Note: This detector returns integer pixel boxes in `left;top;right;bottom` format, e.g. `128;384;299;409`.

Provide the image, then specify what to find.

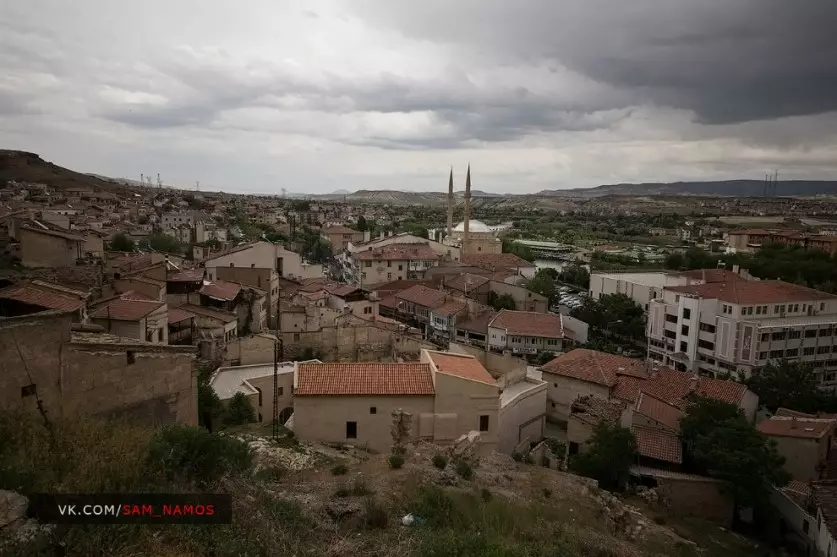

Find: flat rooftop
593;271;673;288
210;359;320;400
501;376;545;407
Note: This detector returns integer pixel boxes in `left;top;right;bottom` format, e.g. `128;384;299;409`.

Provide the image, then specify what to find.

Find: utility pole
271;338;284;440
157;173;162;189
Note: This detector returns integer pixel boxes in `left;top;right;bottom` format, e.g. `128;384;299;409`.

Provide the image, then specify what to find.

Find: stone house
487;310;565;356
321;225;363;252
291;349;500;454
90;294;169;344
203;241;322;282
177;303;238;343
19;224;85;268
757;416;836;482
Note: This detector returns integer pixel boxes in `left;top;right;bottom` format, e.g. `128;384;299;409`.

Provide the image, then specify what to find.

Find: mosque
441;166;503;255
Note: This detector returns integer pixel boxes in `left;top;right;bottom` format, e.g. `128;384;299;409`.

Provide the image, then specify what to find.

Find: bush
255;466;285;482
224;393;256;426
363;498;389;529
480;488;493;502
432;454;448;470
511;452;523;462
351;477;372;496
148;425;253;487
454;460;474;481
524;454;535;465
331;464;349;476
388;454;405;469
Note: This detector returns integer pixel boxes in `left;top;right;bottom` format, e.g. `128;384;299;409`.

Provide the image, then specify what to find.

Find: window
756;306;762;315
398;264;403;271
370;407;377;415
681;325;690;335
698;339;714;350
479;415;490;432
126;351;135;365
361;272;366;281
820;328;833;337
387;273;392;280
770;350;783;359
786;348;799;357
772;332;786;341
699;323;716;333
278;387;284;396
664;330;676;340
788;330;801;339
387;261;392;267
804;347;816;356
665;314;678;323
680;341;688;352
21;384;36;398
682;308;691;319
364;261;372;268
346;422;357;439
759;351;768;360
802;519;810;535
818;346;831;355
760;333;769;342
229;262;234;267
293;333;300;342
363;306;372;315
806;329;818;338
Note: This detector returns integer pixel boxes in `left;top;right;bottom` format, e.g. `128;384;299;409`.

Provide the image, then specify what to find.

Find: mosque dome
453;220;491;233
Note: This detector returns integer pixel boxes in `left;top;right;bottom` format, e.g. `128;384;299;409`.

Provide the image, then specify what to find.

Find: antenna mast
157;173;162;189
196;180;200;191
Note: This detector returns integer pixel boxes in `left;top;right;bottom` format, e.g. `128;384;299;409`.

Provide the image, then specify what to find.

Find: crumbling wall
278;324;431;362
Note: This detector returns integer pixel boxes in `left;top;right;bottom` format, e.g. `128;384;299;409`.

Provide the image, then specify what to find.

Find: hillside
0;150;133;195
540;179;837;198
0;412;760;557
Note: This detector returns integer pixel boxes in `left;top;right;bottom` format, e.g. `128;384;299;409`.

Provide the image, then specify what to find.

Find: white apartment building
647;279;837;386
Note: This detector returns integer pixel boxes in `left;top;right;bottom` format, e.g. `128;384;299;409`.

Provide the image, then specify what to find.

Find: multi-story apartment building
351;243;439;287
321;225;364;252
647;279;837;385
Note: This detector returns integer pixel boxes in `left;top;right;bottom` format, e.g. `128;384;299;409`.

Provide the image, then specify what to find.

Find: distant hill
0;150;132;194
539;180;837;198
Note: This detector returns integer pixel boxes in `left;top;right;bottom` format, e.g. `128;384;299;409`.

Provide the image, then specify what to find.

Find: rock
324;500;362;520
0;491;28;529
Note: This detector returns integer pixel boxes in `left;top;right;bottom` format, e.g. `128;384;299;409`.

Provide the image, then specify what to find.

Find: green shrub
480;488;493;502
255;466;285;482
223;393;256;426
432;454;448;470
454;460;474;481
511;452;523;462
524;454;535;465
351;477;372;496
148;425;253;487
363;498;389;529
388;454;405;469
331;464;349;476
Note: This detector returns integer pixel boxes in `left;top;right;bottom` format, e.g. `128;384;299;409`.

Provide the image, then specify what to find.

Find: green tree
145;233;182;254
570;421;636;491
264;231;289;244
681;397;790;509
356;215;368;232
571;293;645;339
664;252;685;270
745;360;821;414
502;240;535;262
487;291;516;311
558;263;590;289
224;393;256;426
526;269;556;301
108;233;135;252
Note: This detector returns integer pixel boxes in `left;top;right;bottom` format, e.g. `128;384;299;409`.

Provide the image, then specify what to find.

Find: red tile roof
295;363;435;396
301;290;329;301
90;298;164;321
489;310;564;339
445;273;491;292
541;349;647;387
639;367;748;409
635;392;684;432
675;269;748;284
427;351;496;386
776;407;837;420
456;309;497;333
667;279;836;304
433;300;467;317
199;280;241;301
632;425;683;464
177;303;237;323
354;243;439;261
167;307;195;324
0;281;87;312
461;253;535;271
167;269;205;282
395;285;448;309
757;417;836;439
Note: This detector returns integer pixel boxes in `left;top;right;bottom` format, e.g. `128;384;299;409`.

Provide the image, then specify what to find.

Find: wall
567;417;594;452
432;371;500;454
20;229;78;268
770;435;828;482
223;334;278;366
293;394;435;452
498;378;547;454
112;278;165;301
770;487;816;554
447;342;528;388
279;323;433;362
92;317;142;340
562;315;590;345
655;477;734;526
242;372;294;424
542;372;610;422
489;281;548;313
216;266;279;327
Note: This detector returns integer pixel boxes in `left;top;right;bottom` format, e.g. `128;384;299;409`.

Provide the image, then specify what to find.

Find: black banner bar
30;493;233;524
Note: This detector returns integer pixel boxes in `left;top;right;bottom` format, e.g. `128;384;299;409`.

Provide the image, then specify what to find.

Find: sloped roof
199;280;241;301
90;298;164;321
757;417;836;439
426;351;496;386
167;307;195;324
632;425;683;464
445;273;490;292
395;284;448;309
295;363;435;396
461;253;535;271
489;310;564;339
177;303;237;323
635;392;684;432
433;300;468;317
0;281;87;312
667;279;836;304
541;349;648;387
355;242;438;261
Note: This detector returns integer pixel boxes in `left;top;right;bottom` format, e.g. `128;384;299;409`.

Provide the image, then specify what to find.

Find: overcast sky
2;1;836;194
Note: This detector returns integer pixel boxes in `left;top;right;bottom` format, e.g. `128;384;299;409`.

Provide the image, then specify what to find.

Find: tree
571;293;645;339
526;269;556;301
487;291;516;311
558;263;590;289
145;233;182;254
570;421;636;491
264;231;289;244
109;233;135;252
681;397;790;509
223;393;256;427
664;252;685;270
502;240;535;262
356;215;368;232
745;360;821;414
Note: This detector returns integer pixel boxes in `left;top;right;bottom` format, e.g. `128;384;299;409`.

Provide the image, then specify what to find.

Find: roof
295;363;435;396
454;219;491;233
675;269;748;284
367;279;435;294
433;300;467;317
612;366;748;408
210;360;314;400
354;242;439;262
199;280;241;301
300;290;329;301
167;307;195;324
90;297;165;321
177;303;237;323
570;395;626;426
635;392;684;432
461;253;535;271
666;279;836;305
632;425;683;464
167;269;205;282
445;273;490;292
813;482;837;536
455;309;497;333
776;407;837;420
395;284;448;309
426;351;496;386
781;480;813;509
757;416;836;439
20;223;86;242
323;225;359;235
541;349;647;387
489;310;564;339
0;281;87;312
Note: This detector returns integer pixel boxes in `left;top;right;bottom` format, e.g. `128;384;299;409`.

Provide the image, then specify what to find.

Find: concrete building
727;229;837;255
321;225;364;252
352;243;439;287
813;481;837;557
203;241;323;282
757;416;836;482
647;278;837;383
0;310;197;425
291;349;500;454
215;266;280;329
487;310;566;355
19;224;85;268
90;294;169;344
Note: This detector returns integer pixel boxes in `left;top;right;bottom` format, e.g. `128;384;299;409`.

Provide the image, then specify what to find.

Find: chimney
446;166;454;239
463;164;471;255
689;374;698;392
363;229;371;243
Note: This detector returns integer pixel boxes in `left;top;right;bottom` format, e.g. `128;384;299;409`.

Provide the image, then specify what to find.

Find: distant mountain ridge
539;180;837;198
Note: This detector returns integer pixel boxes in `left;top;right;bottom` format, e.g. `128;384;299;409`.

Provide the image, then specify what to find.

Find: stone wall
653;477;734;526
447;342;528;387
278;324;434;362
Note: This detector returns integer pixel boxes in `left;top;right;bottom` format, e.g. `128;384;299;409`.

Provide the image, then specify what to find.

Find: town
3;148;837;555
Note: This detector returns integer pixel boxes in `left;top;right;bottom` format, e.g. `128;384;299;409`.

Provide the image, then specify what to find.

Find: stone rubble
0;490;54;549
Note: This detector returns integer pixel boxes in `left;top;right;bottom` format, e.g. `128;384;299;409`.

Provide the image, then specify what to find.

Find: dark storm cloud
353;0;837;125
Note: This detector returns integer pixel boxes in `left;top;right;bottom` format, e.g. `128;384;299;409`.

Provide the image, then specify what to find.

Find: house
757;416;837;482
196;279;267;334
393;284;448;325
19;223;85;267
291;349;500;454
351;243;439;287
498;368;548;454
429;300;468;342
203;241;323;282
215;266;280;328
321;225;363;252
771;480;817;554
567;395;629;457
167;307;196;345
487;310;565;355
177;303;238;343
0;280;89;321
461;253;537;279
90;294;169;344
453;309;497;349
813;481;837;557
